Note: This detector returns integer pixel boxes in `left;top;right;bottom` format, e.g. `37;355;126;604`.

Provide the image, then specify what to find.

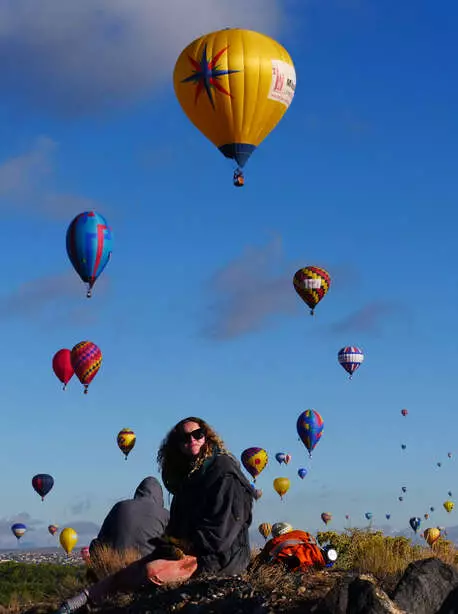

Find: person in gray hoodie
89;476;169;558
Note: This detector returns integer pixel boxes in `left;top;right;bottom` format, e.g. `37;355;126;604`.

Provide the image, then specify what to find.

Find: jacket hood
134;477;164;506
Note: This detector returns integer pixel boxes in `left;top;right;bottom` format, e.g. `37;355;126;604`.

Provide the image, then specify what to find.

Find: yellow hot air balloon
423;527;441;547
174;28;296;187
117;428;136;460
258;522;272;540
273;477;291;500
60;527;78;554
443;500;454;513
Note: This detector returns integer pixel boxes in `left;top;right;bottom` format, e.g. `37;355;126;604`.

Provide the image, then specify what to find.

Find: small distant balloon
32;474;54;501
338;346;364;379
443;501;454;513
52;349;74;390
401;409;408;417
297;409;324;457
430;506;435;512
365;512;373;521
71;341;102;394
401;486;407;493
60;528;78;554
321;512;332;525
241;447;268;481
424;513;429;520
386;513;391;520
345;514;350;520
399;496;404;502
275;453;286;464
401;444;407;450
293;266;331;315
409;517;421;533
48;524;58;536
11;523;26;540
273;477;290;500
117;428;136;460
298;468;308;480
66;211;113;298
437;462;442;468
258;523;272;540
448;452;452;459
284;454;292;465
250;484;263;501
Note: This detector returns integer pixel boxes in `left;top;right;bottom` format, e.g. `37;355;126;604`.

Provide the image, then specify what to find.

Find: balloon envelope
321;512;332;525
338;346;364;378
32;474;54;500
48;524;58;536
293;266;331;315
298;468;308;479
409;517;421;533
241;447;268;480
258;523;272;540
11;523;26;539
443;501;454;513
117;428;136;459
424;527;440;547
273;477;290;499
275;452;286;464
173;28;296;176
71;341;102;393
52;349;74;389
60;528;78;554
297;409;324;457
66;211;113;297
401;409;408;416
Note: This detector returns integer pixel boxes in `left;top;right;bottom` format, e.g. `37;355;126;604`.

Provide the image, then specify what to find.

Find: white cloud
0;0;284;114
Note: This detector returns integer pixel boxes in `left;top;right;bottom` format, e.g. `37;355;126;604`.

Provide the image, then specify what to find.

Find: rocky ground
23;557;458;614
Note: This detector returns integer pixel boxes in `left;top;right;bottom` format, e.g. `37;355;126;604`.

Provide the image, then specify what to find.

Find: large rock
347;577;406;613
392;558;458;614
318;574;404;614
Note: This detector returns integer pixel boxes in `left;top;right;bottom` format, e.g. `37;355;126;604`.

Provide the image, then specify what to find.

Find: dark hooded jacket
90;477;169;557
166;451;254;575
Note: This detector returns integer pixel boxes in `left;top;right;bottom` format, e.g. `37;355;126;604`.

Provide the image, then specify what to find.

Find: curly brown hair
157;417;228;494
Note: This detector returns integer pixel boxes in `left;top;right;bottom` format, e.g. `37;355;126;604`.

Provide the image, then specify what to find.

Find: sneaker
54;589;89;613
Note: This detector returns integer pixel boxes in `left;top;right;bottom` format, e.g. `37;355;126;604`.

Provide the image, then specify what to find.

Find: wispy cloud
330;301;403;334
0;271;109;323
0;0;284;115
202;236;298;340
0;137;105;218
68;496;92;517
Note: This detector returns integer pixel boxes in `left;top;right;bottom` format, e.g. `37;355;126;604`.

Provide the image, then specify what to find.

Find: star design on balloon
181;44;240;108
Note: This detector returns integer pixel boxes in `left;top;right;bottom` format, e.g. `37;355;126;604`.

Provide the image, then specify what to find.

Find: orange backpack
264;530;326;572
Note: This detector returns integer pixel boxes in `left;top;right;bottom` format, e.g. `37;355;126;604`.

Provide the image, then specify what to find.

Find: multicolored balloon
11;523;26;540
424;513;429;520
241;447;268;481
48;524;59;536
258;523;272;540
66;211;113;298
338;346;364;379
401;409;408;417
297;409;324;458
293;266;331;315
52;349;74;390
409;517;421;533
297;468;308;479
71;341;102;394
284;454;292;465
117;428;136;460
273;477;290;500
173;28;296;186
321;512;332;525
60;527;78;554
365;512;373;521
275;452;286;464
32;474;54;501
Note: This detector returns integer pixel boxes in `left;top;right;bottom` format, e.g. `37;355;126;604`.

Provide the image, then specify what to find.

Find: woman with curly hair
55;417;254;614
158;417;254;575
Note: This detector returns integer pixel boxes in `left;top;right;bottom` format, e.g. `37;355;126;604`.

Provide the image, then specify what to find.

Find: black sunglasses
180;428;205;443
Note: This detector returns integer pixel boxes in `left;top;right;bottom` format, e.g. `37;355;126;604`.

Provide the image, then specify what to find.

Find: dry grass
88;545;143;580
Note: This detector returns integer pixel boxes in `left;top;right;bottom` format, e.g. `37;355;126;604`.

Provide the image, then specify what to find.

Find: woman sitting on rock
55;417;254;614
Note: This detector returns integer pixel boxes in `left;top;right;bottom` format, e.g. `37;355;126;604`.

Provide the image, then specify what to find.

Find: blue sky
0;0;457;548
